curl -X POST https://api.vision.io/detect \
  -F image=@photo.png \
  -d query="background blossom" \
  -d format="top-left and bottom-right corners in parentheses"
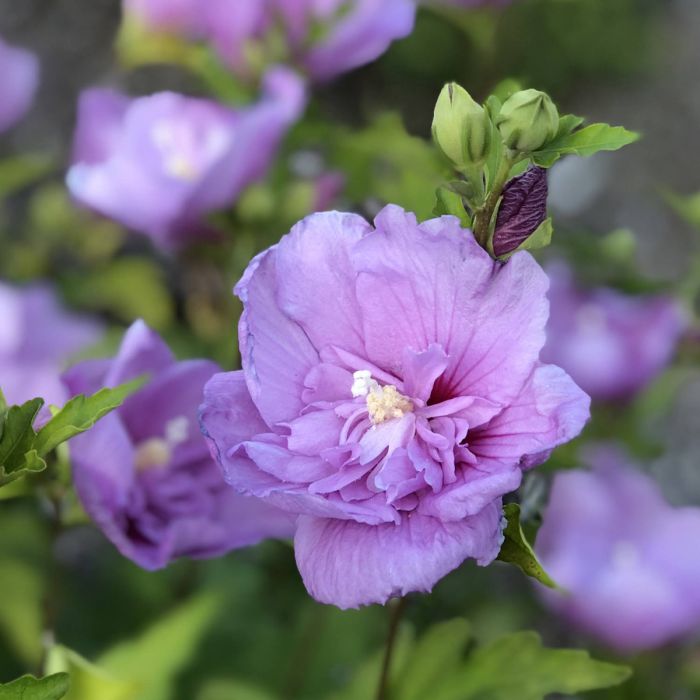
top-left (124, 0), bottom-right (416, 83)
top-left (0, 282), bottom-right (102, 408)
top-left (0, 36), bottom-right (39, 133)
top-left (541, 262), bottom-right (686, 401)
top-left (536, 445), bottom-right (700, 652)
top-left (64, 320), bottom-right (293, 570)
top-left (67, 67), bottom-right (306, 249)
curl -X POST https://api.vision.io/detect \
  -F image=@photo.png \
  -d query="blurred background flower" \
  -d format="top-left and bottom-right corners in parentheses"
top-left (536, 444), bottom-right (700, 653)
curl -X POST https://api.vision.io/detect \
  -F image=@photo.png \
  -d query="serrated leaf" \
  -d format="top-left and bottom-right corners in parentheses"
top-left (98, 594), bottom-right (220, 700)
top-left (496, 504), bottom-right (557, 588)
top-left (0, 399), bottom-right (45, 487)
top-left (0, 673), bottom-right (70, 700)
top-left (532, 123), bottom-right (640, 167)
top-left (434, 188), bottom-right (471, 227)
top-left (555, 113), bottom-right (584, 138)
top-left (395, 619), bottom-right (472, 700)
top-left (46, 647), bottom-right (138, 700)
top-left (34, 378), bottom-right (145, 458)
top-left (432, 631), bottom-right (631, 700)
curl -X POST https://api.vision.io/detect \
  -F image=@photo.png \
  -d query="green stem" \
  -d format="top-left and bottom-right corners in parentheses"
top-left (375, 597), bottom-right (407, 700)
top-left (472, 155), bottom-right (515, 250)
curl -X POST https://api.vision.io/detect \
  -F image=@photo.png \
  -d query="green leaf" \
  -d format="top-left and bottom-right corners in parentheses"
top-left (664, 189), bottom-right (700, 231)
top-left (555, 113), bottom-right (584, 138)
top-left (0, 673), bottom-right (70, 700)
top-left (395, 619), bottom-right (472, 700)
top-left (433, 631), bottom-right (632, 700)
top-left (46, 647), bottom-right (138, 700)
top-left (68, 258), bottom-right (174, 330)
top-left (433, 187), bottom-right (471, 227)
top-left (496, 504), bottom-right (557, 588)
top-left (329, 113), bottom-right (446, 221)
top-left (197, 680), bottom-right (278, 700)
top-left (34, 379), bottom-right (145, 457)
top-left (98, 593), bottom-right (221, 700)
top-left (328, 624), bottom-right (414, 700)
top-left (0, 399), bottom-right (45, 487)
top-left (532, 123), bottom-right (640, 167)
top-left (0, 155), bottom-right (54, 198)
top-left (0, 558), bottom-right (45, 665)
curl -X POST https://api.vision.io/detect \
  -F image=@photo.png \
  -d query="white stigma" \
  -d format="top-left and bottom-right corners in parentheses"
top-left (165, 415), bottom-right (189, 445)
top-left (351, 369), bottom-right (380, 397)
top-left (351, 369), bottom-right (413, 425)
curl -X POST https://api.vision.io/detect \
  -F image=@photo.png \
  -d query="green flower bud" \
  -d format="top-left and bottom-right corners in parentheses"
top-left (496, 89), bottom-right (559, 153)
top-left (432, 83), bottom-right (491, 168)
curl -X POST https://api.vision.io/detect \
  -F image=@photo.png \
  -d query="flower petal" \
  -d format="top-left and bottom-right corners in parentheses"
top-left (354, 206), bottom-right (549, 404)
top-left (294, 503), bottom-right (503, 608)
top-left (274, 210), bottom-right (372, 357)
top-left (469, 363), bottom-right (590, 468)
top-left (236, 247), bottom-right (320, 425)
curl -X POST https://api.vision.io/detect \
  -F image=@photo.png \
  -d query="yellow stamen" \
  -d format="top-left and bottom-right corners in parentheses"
top-left (366, 385), bottom-right (413, 425)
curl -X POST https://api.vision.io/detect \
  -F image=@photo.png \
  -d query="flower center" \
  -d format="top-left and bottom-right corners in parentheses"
top-left (351, 370), bottom-right (413, 425)
top-left (134, 438), bottom-right (171, 471)
top-left (134, 416), bottom-right (190, 471)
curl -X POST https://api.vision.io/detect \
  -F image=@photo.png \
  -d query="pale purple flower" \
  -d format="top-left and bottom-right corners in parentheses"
top-left (0, 283), bottom-right (102, 408)
top-left (200, 205), bottom-right (589, 608)
top-left (123, 0), bottom-right (207, 36)
top-left (126, 0), bottom-right (416, 83)
top-left (493, 166), bottom-right (548, 258)
top-left (0, 36), bottom-right (40, 133)
top-left (536, 445), bottom-right (700, 652)
top-left (67, 67), bottom-right (306, 249)
top-left (541, 262), bottom-right (686, 402)
top-left (63, 321), bottom-right (293, 570)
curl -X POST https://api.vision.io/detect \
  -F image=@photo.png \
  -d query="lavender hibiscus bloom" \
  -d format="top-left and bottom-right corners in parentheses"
top-left (0, 283), bottom-right (102, 408)
top-left (125, 0), bottom-right (415, 83)
top-left (200, 205), bottom-right (589, 608)
top-left (536, 445), bottom-right (700, 652)
top-left (0, 36), bottom-right (40, 133)
top-left (67, 67), bottom-right (305, 249)
top-left (63, 321), bottom-right (293, 570)
top-left (123, 0), bottom-right (207, 36)
top-left (542, 262), bottom-right (686, 402)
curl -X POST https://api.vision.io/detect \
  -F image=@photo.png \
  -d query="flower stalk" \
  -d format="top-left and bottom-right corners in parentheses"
top-left (376, 597), bottom-right (407, 700)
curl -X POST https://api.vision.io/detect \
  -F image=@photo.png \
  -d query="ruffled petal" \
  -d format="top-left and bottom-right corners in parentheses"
top-left (274, 210), bottom-right (372, 357)
top-left (354, 206), bottom-right (549, 404)
top-left (236, 248), bottom-right (319, 425)
top-left (469, 363), bottom-right (590, 469)
top-left (294, 502), bottom-right (503, 608)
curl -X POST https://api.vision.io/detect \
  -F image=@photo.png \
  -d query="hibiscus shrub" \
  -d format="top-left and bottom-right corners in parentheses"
top-left (0, 1), bottom-right (697, 700)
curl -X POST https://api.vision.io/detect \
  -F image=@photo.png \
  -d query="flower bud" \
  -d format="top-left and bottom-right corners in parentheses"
top-left (432, 83), bottom-right (491, 168)
top-left (496, 89), bottom-right (559, 153)
top-left (493, 166), bottom-right (548, 257)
